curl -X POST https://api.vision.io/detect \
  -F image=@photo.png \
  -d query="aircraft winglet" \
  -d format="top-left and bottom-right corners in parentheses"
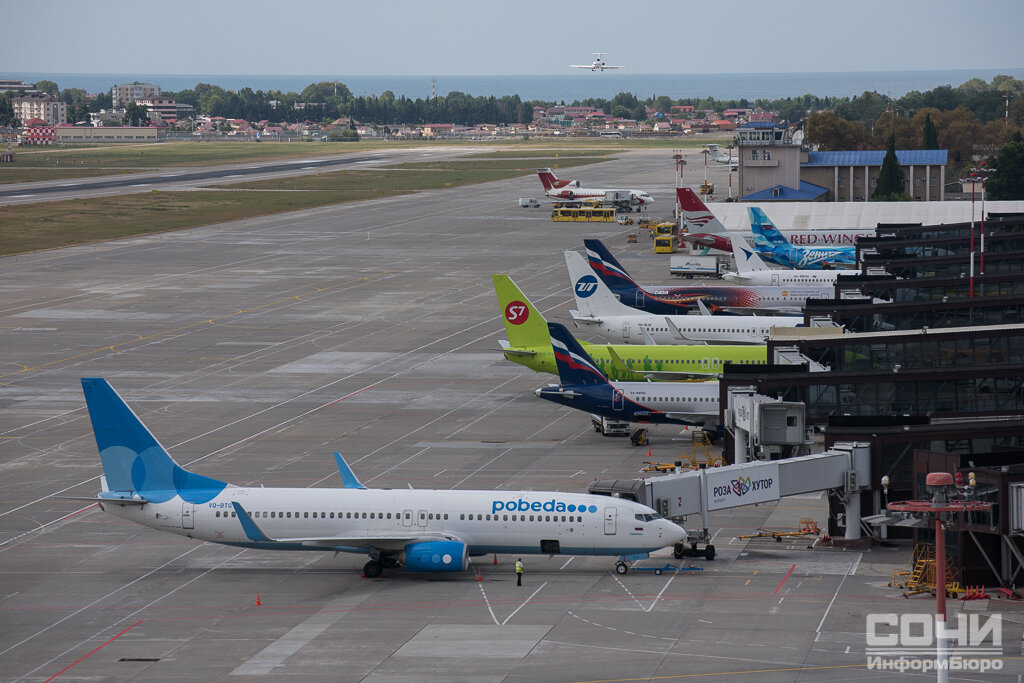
top-left (232, 502), bottom-right (272, 542)
top-left (334, 452), bottom-right (367, 489)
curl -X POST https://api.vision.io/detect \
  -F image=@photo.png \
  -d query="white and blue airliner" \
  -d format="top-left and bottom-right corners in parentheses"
top-left (75, 379), bottom-right (686, 577)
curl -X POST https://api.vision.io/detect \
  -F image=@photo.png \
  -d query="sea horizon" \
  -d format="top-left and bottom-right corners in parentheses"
top-left (5, 68), bottom-right (1023, 103)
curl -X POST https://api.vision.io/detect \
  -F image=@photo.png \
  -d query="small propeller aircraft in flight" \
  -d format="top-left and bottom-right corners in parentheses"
top-left (571, 52), bottom-right (624, 71)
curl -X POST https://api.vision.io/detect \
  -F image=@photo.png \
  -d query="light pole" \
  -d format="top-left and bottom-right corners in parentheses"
top-left (972, 163), bottom-right (995, 277)
top-left (727, 144), bottom-right (734, 199)
top-left (959, 172), bottom-right (978, 297)
top-left (673, 151), bottom-right (686, 226)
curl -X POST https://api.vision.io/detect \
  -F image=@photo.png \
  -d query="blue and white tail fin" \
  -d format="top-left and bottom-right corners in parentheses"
top-left (547, 323), bottom-right (610, 387)
top-left (748, 207), bottom-right (789, 247)
top-left (730, 236), bottom-right (770, 273)
top-left (564, 250), bottom-right (636, 317)
top-left (81, 378), bottom-right (228, 504)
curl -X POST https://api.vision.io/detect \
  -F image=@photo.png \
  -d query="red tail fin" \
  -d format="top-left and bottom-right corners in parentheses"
top-left (538, 168), bottom-right (558, 191)
top-left (676, 187), bottom-right (727, 234)
top-left (676, 186), bottom-right (709, 212)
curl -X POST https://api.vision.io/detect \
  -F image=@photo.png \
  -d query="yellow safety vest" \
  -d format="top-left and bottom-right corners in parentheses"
top-left (515, 561), bottom-right (523, 574)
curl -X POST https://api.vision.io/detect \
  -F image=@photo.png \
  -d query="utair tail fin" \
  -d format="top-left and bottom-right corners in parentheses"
top-left (563, 250), bottom-right (635, 317)
top-left (492, 274), bottom-right (551, 350)
top-left (546, 322), bottom-right (610, 387)
top-left (748, 207), bottom-right (789, 247)
top-left (730, 236), bottom-right (770, 273)
top-left (677, 187), bottom-right (728, 234)
top-left (81, 378), bottom-right (228, 504)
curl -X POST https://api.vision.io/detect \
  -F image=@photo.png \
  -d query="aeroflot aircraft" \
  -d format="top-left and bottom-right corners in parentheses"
top-left (582, 238), bottom-right (833, 314)
top-left (493, 274), bottom-right (767, 379)
top-left (76, 379), bottom-right (684, 577)
top-left (749, 208), bottom-right (857, 269)
top-left (536, 323), bottom-right (721, 430)
top-left (565, 251), bottom-right (809, 344)
top-left (676, 187), bottom-right (871, 253)
top-left (537, 168), bottom-right (654, 210)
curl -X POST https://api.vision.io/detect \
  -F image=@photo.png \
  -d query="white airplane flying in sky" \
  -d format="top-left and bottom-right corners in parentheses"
top-left (73, 378), bottom-right (685, 577)
top-left (564, 250), bottom-right (810, 344)
top-left (538, 168), bottom-right (654, 210)
top-left (571, 52), bottom-right (623, 71)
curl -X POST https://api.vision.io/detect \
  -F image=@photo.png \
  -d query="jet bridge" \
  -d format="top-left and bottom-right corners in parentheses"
top-left (589, 442), bottom-right (871, 547)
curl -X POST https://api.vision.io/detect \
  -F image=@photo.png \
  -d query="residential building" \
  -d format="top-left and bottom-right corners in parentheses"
top-left (0, 79), bottom-right (37, 94)
top-left (135, 97), bottom-right (193, 122)
top-left (112, 83), bottom-right (160, 107)
top-left (12, 94), bottom-right (67, 125)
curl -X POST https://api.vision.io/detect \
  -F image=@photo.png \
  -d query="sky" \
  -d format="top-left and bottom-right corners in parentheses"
top-left (3, 0), bottom-right (1022, 76)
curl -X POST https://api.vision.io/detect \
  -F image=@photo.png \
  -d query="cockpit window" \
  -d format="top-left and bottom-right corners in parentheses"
top-left (634, 513), bottom-right (661, 522)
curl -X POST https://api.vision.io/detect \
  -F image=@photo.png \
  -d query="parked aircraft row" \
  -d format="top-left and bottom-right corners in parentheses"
top-left (677, 187), bottom-right (871, 268)
top-left (582, 238), bottom-right (836, 314)
top-left (494, 274), bottom-right (768, 381)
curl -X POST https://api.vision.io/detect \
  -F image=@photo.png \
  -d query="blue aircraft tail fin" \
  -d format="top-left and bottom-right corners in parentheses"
top-left (547, 323), bottom-right (610, 387)
top-left (582, 238), bottom-right (639, 287)
top-left (334, 452), bottom-right (367, 489)
top-left (81, 378), bottom-right (227, 503)
top-left (748, 208), bottom-right (789, 246)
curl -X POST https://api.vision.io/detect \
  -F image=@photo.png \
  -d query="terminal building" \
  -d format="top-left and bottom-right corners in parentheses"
top-left (735, 122), bottom-right (948, 202)
top-left (712, 212), bottom-right (1024, 584)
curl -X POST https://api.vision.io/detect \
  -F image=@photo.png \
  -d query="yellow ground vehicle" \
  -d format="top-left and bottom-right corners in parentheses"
top-left (551, 208), bottom-right (616, 222)
top-left (654, 222), bottom-right (678, 238)
top-left (699, 182), bottom-right (715, 195)
top-left (654, 234), bottom-right (679, 253)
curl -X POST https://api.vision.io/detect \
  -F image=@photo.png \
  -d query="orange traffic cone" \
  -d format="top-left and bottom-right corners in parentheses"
top-left (255, 593), bottom-right (262, 607)
top-left (493, 554), bottom-right (498, 565)
top-left (477, 570), bottom-right (482, 582)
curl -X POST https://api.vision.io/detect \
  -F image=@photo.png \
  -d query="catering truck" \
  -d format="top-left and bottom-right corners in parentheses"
top-left (669, 254), bottom-right (730, 279)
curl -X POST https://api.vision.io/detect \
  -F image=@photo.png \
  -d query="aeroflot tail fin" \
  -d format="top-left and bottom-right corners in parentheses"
top-left (334, 452), bottom-right (366, 489)
top-left (547, 323), bottom-right (610, 387)
top-left (676, 187), bottom-right (728, 234)
top-left (81, 378), bottom-right (227, 502)
top-left (748, 207), bottom-right (789, 246)
top-left (492, 274), bottom-right (551, 349)
top-left (582, 238), bottom-right (635, 285)
top-left (731, 236), bottom-right (770, 273)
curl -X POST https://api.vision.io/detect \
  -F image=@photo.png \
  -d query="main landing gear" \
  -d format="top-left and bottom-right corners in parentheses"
top-left (363, 556), bottom-right (399, 578)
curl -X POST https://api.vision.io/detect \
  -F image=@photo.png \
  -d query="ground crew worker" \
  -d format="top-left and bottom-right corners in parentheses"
top-left (515, 558), bottom-right (524, 586)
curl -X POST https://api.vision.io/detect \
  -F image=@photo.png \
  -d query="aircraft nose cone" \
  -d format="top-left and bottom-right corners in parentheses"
top-left (534, 388), bottom-right (543, 397)
top-left (664, 521), bottom-right (687, 545)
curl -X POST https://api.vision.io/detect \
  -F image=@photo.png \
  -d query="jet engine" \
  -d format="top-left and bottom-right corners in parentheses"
top-left (401, 540), bottom-right (468, 572)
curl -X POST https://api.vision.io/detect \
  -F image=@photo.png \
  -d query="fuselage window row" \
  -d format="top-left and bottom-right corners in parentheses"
top-left (213, 509), bottom-right (580, 523)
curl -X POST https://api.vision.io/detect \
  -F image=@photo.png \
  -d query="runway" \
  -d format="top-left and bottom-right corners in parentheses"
top-left (0, 146), bottom-right (474, 205)
top-left (1, 149), bottom-right (1019, 681)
